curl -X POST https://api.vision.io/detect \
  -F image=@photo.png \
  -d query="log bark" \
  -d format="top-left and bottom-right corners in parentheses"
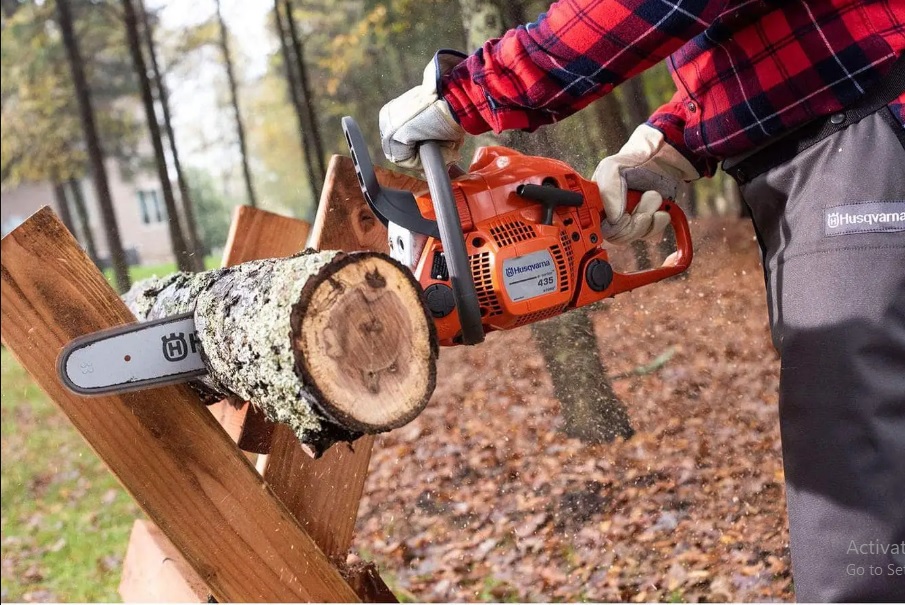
top-left (123, 250), bottom-right (437, 454)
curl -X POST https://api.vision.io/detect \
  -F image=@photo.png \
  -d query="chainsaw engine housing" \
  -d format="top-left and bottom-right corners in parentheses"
top-left (410, 146), bottom-right (618, 345)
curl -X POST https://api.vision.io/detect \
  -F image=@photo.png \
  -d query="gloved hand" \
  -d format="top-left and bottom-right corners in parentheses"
top-left (380, 50), bottom-right (467, 170)
top-left (593, 124), bottom-right (699, 245)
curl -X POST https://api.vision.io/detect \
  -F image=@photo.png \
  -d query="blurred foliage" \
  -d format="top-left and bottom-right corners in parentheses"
top-left (1, 0), bottom-right (142, 186)
top-left (2, 0), bottom-right (738, 223)
top-left (183, 165), bottom-right (234, 254)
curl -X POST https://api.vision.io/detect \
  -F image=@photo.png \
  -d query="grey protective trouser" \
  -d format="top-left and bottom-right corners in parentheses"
top-left (727, 99), bottom-right (905, 600)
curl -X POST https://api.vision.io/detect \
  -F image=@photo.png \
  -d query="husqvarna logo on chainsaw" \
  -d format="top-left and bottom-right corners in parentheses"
top-left (505, 258), bottom-right (552, 279)
top-left (824, 202), bottom-right (905, 236)
top-left (162, 331), bottom-right (201, 362)
top-left (502, 251), bottom-right (557, 302)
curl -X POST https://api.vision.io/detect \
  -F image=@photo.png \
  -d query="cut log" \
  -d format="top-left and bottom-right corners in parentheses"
top-left (123, 249), bottom-right (437, 453)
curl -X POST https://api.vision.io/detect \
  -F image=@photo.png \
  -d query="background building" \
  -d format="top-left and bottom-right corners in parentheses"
top-left (1, 158), bottom-right (175, 267)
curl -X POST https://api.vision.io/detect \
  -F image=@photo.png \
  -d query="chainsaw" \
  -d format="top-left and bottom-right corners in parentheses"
top-left (341, 117), bottom-right (692, 346)
top-left (56, 119), bottom-right (692, 395)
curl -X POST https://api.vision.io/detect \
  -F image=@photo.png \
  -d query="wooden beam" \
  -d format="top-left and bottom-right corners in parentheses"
top-left (259, 156), bottom-right (426, 566)
top-left (1, 207), bottom-right (359, 603)
top-left (119, 520), bottom-right (208, 602)
top-left (222, 204), bottom-right (311, 265)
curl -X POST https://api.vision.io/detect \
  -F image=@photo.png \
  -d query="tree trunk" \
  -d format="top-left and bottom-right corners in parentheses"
top-left (283, 0), bottom-right (327, 187)
top-left (123, 250), bottom-right (438, 455)
top-left (52, 181), bottom-right (76, 235)
top-left (55, 0), bottom-right (130, 292)
top-left (122, 0), bottom-right (193, 272)
top-left (622, 75), bottom-right (651, 129)
top-left (593, 93), bottom-right (655, 272)
top-left (459, 0), bottom-right (632, 442)
top-left (531, 308), bottom-right (634, 442)
top-left (458, 0), bottom-right (504, 51)
top-left (723, 174), bottom-right (743, 217)
top-left (593, 93), bottom-right (629, 155)
top-left (215, 0), bottom-right (258, 208)
top-left (274, 0), bottom-right (320, 203)
top-left (139, 0), bottom-right (205, 271)
top-left (68, 178), bottom-right (100, 264)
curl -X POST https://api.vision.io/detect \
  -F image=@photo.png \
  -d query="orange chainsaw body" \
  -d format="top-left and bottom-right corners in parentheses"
top-left (410, 146), bottom-right (693, 346)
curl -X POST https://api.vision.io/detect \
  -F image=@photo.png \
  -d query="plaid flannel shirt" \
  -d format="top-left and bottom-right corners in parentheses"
top-left (441, 0), bottom-right (905, 177)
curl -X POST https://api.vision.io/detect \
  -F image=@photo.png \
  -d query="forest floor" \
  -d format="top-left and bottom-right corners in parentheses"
top-left (353, 217), bottom-right (793, 602)
top-left (1, 218), bottom-right (792, 602)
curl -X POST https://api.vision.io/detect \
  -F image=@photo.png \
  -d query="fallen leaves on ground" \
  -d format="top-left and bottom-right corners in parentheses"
top-left (354, 218), bottom-right (792, 602)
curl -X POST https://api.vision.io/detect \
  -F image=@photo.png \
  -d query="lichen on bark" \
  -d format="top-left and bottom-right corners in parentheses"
top-left (123, 250), bottom-right (358, 449)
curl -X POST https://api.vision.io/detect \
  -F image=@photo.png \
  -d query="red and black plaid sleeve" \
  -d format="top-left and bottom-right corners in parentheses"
top-left (442, 0), bottom-right (905, 176)
top-left (442, 0), bottom-right (730, 134)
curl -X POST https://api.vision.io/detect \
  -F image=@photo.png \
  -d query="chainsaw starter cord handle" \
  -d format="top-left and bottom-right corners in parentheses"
top-left (419, 141), bottom-right (485, 345)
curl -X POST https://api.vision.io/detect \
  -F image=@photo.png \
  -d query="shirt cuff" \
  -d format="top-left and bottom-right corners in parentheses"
top-left (441, 59), bottom-right (546, 135)
top-left (647, 96), bottom-right (717, 178)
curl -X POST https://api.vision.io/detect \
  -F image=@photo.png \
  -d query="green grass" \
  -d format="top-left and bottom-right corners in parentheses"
top-left (103, 255), bottom-right (221, 286)
top-left (1, 348), bottom-right (140, 602)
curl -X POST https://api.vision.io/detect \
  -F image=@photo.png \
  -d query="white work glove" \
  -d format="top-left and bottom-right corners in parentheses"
top-left (380, 51), bottom-right (467, 170)
top-left (593, 124), bottom-right (700, 245)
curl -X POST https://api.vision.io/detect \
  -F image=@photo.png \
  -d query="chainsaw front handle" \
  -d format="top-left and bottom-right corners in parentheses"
top-left (607, 190), bottom-right (693, 295)
top-left (418, 141), bottom-right (485, 345)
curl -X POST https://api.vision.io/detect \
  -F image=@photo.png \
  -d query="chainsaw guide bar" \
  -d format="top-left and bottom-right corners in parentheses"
top-left (58, 312), bottom-right (207, 395)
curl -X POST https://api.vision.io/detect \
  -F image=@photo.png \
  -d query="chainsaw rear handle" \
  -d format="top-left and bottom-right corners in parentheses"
top-left (418, 141), bottom-right (485, 345)
top-left (606, 189), bottom-right (693, 295)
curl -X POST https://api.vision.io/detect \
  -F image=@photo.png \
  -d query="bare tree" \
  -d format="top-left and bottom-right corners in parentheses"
top-left (139, 0), bottom-right (204, 270)
top-left (68, 178), bottom-right (100, 265)
top-left (122, 0), bottom-right (193, 272)
top-left (215, 0), bottom-right (257, 208)
top-left (52, 181), bottom-right (76, 235)
top-left (55, 0), bottom-right (131, 292)
top-left (283, 0), bottom-right (327, 188)
top-left (273, 0), bottom-right (320, 202)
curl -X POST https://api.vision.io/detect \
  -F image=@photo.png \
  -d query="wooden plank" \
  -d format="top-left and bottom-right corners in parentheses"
top-left (222, 205), bottom-right (311, 265)
top-left (259, 156), bottom-right (426, 568)
top-left (307, 155), bottom-right (426, 254)
top-left (119, 520), bottom-right (209, 602)
top-left (0, 207), bottom-right (359, 603)
top-left (122, 206), bottom-right (314, 602)
top-left (207, 205), bottom-right (312, 453)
